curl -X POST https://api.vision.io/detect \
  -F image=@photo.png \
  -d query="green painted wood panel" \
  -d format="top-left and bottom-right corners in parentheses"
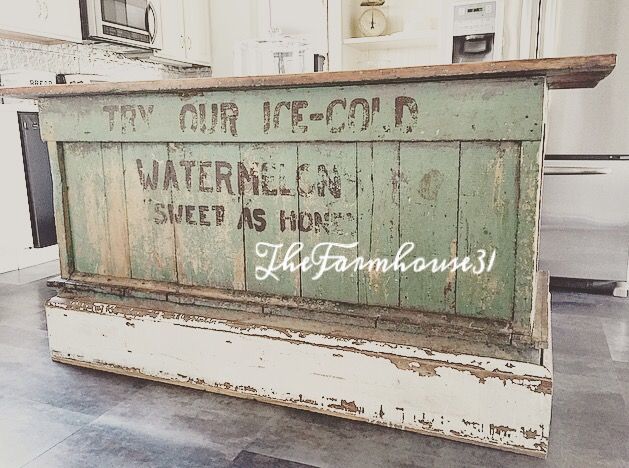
top-left (299, 142), bottom-right (359, 303)
top-left (357, 142), bottom-right (400, 307)
top-left (513, 141), bottom-right (543, 330)
top-left (100, 143), bottom-right (131, 278)
top-left (399, 142), bottom-right (460, 313)
top-left (39, 78), bottom-right (543, 143)
top-left (242, 143), bottom-right (300, 296)
top-left (456, 142), bottom-right (519, 319)
top-left (122, 143), bottom-right (177, 282)
top-left (63, 142), bottom-right (109, 275)
top-left (46, 75), bottom-right (548, 329)
top-left (168, 143), bottom-right (245, 290)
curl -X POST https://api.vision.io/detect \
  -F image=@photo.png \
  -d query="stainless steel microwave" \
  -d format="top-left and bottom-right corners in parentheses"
top-left (80, 0), bottom-right (162, 50)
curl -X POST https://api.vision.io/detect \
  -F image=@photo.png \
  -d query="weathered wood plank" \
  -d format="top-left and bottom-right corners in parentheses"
top-left (101, 143), bottom-right (131, 278)
top-left (357, 142), bottom-right (400, 307)
top-left (168, 143), bottom-right (245, 290)
top-left (299, 142), bottom-right (358, 303)
top-left (456, 142), bottom-right (519, 319)
top-left (64, 271), bottom-right (535, 360)
top-left (513, 141), bottom-right (544, 331)
top-left (37, 78), bottom-right (543, 143)
top-left (63, 142), bottom-right (110, 275)
top-left (122, 143), bottom-right (177, 282)
top-left (399, 142), bottom-right (460, 314)
top-left (47, 142), bottom-right (73, 278)
top-left (5, 54), bottom-right (614, 99)
top-left (241, 143), bottom-right (300, 296)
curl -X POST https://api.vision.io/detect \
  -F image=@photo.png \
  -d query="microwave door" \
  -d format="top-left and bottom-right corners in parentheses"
top-left (101, 0), bottom-right (146, 30)
top-left (89, 0), bottom-right (161, 49)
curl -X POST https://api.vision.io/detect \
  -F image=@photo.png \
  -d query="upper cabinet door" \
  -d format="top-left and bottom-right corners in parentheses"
top-left (159, 0), bottom-right (187, 60)
top-left (0, 0), bottom-right (82, 43)
top-left (183, 0), bottom-right (212, 66)
top-left (43, 0), bottom-right (83, 42)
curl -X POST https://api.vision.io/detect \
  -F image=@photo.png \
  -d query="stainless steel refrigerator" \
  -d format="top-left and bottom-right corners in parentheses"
top-left (539, 0), bottom-right (629, 296)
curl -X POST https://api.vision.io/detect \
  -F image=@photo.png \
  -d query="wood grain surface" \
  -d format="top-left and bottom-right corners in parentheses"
top-left (0, 54), bottom-right (615, 98)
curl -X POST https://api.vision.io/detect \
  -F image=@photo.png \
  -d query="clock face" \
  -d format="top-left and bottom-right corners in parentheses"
top-left (359, 8), bottom-right (387, 37)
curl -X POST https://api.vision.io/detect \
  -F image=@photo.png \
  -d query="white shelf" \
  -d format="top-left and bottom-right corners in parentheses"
top-left (343, 31), bottom-right (439, 51)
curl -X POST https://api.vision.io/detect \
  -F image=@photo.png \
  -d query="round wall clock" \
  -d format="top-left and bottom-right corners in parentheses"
top-left (358, 8), bottom-right (387, 37)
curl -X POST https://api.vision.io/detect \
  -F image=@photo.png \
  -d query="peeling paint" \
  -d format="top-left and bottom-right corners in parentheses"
top-left (48, 295), bottom-right (551, 379)
top-left (389, 358), bottom-right (439, 377)
top-left (328, 400), bottom-right (361, 414)
top-left (45, 299), bottom-right (552, 457)
top-left (490, 424), bottom-right (517, 437)
top-left (521, 428), bottom-right (539, 439)
top-left (418, 169), bottom-right (444, 201)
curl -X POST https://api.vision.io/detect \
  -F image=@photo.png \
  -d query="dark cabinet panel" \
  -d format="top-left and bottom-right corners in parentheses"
top-left (19, 112), bottom-right (57, 248)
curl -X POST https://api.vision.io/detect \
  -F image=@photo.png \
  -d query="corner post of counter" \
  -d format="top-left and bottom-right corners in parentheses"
top-left (512, 77), bottom-right (549, 337)
top-left (46, 139), bottom-right (74, 278)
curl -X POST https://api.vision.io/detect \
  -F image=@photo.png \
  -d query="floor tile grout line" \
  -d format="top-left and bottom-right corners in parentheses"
top-left (18, 380), bottom-right (153, 468)
top-left (19, 424), bottom-right (87, 468)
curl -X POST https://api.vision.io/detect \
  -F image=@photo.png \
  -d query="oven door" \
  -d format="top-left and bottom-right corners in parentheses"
top-left (87, 0), bottom-right (162, 49)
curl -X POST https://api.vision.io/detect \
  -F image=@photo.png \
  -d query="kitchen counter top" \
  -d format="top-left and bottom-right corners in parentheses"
top-left (0, 54), bottom-right (616, 98)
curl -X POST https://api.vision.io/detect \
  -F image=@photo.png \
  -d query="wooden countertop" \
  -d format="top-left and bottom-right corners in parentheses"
top-left (0, 54), bottom-right (615, 98)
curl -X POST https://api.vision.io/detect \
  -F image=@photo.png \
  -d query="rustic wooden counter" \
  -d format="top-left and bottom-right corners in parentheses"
top-left (0, 54), bottom-right (615, 457)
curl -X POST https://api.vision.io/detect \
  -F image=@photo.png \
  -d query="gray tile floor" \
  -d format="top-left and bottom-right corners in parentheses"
top-left (0, 266), bottom-right (628, 467)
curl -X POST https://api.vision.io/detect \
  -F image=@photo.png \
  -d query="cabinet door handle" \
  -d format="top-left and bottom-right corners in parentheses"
top-left (186, 36), bottom-right (192, 50)
top-left (180, 35), bottom-right (185, 50)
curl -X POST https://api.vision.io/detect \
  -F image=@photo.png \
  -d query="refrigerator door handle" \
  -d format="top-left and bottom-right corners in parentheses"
top-left (544, 166), bottom-right (612, 175)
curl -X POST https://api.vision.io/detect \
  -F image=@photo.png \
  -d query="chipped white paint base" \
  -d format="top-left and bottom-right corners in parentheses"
top-left (46, 297), bottom-right (552, 457)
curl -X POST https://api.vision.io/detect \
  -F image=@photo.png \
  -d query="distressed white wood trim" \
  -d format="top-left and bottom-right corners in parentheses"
top-left (46, 297), bottom-right (552, 457)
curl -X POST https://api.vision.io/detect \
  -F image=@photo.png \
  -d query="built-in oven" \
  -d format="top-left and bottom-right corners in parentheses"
top-left (80, 0), bottom-right (162, 50)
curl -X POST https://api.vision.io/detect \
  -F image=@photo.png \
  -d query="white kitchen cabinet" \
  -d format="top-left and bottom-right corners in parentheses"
top-left (183, 0), bottom-right (212, 65)
top-left (0, 0), bottom-right (82, 43)
top-left (158, 0), bottom-right (187, 62)
top-left (328, 0), bottom-right (543, 71)
top-left (152, 0), bottom-right (212, 66)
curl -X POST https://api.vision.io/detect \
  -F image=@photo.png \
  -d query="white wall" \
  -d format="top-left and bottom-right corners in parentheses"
top-left (209, 0), bottom-right (262, 77)
top-left (209, 0), bottom-right (328, 77)
top-left (546, 0), bottom-right (628, 154)
top-left (267, 0), bottom-right (327, 52)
